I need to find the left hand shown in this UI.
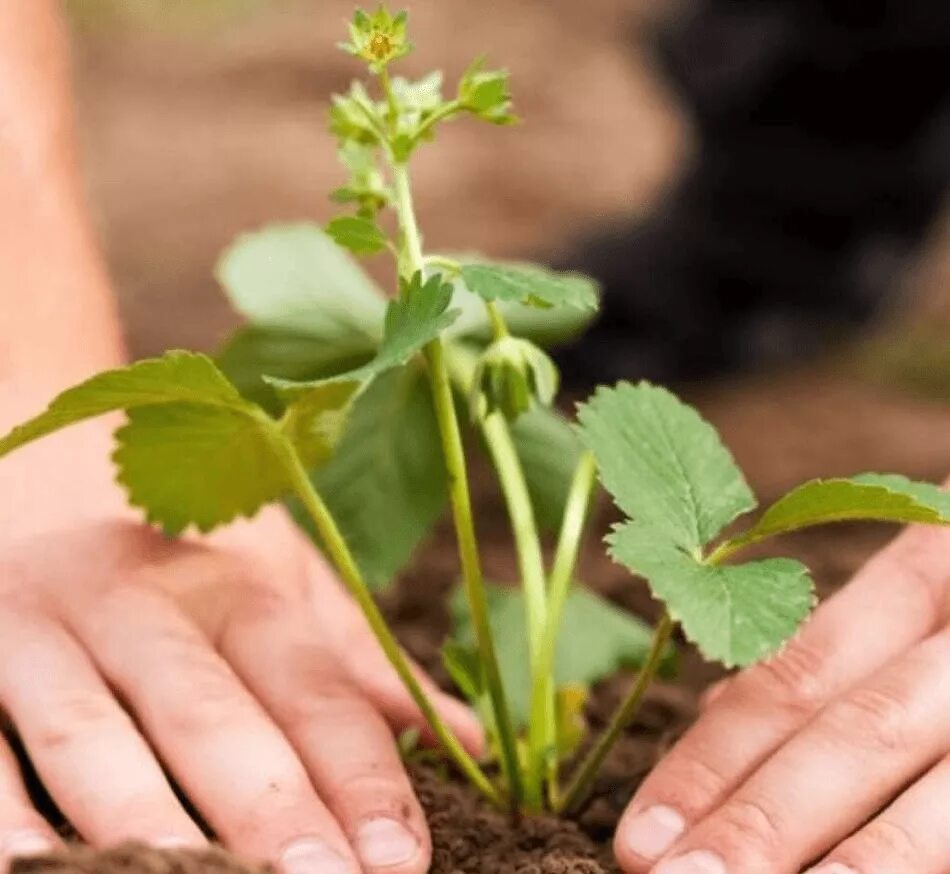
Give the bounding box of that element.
[614,514,950,874]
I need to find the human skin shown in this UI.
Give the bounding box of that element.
[616,503,950,874]
[0,3,481,874]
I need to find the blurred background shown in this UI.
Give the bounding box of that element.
[63,0,949,494]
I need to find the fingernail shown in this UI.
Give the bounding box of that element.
[2,831,55,858]
[624,805,686,860]
[280,838,352,874]
[356,818,420,868]
[655,849,727,874]
[805,865,859,874]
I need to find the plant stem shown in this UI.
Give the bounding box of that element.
[535,451,598,806]
[485,301,509,339]
[392,160,524,807]
[557,612,675,815]
[424,338,525,807]
[278,436,501,806]
[481,411,549,807]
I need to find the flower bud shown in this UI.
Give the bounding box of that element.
[470,337,559,422]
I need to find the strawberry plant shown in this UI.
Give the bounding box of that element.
[3,4,949,819]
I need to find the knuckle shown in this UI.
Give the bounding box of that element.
[713,795,785,858]
[823,686,912,752]
[744,636,829,718]
[644,750,732,816]
[283,680,370,734]
[852,819,921,864]
[876,527,950,619]
[33,690,124,751]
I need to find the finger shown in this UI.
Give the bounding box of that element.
[302,561,485,756]
[221,594,431,874]
[645,625,950,874]
[699,679,732,712]
[0,608,205,848]
[61,586,361,874]
[808,755,950,874]
[0,734,59,866]
[616,523,950,869]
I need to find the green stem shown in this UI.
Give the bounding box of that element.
[378,68,400,131]
[485,301,510,340]
[412,99,463,145]
[535,451,598,806]
[481,411,549,806]
[557,613,675,815]
[425,339,525,806]
[392,161,524,807]
[277,435,501,806]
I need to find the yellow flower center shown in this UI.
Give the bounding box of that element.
[368,33,393,61]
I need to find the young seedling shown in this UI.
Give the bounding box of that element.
[3,5,949,820]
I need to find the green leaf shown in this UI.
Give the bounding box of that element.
[853,473,950,518]
[325,216,389,256]
[460,261,599,312]
[280,381,362,471]
[444,276,596,347]
[267,272,458,401]
[0,352,250,456]
[609,521,815,668]
[458,57,517,125]
[450,583,668,725]
[0,351,357,536]
[509,406,583,531]
[215,223,385,343]
[113,402,291,535]
[294,368,447,588]
[216,326,375,415]
[577,381,757,552]
[724,475,950,551]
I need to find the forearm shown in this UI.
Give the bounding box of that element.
[0,1,128,534]
[0,0,124,416]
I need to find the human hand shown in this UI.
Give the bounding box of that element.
[0,422,481,874]
[615,496,950,874]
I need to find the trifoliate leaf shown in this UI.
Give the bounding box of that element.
[215,223,385,345]
[577,382,756,552]
[325,216,389,256]
[609,521,815,668]
[450,582,669,725]
[0,352,355,535]
[509,406,584,531]
[295,368,447,589]
[266,272,458,402]
[460,262,599,312]
[722,475,950,552]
